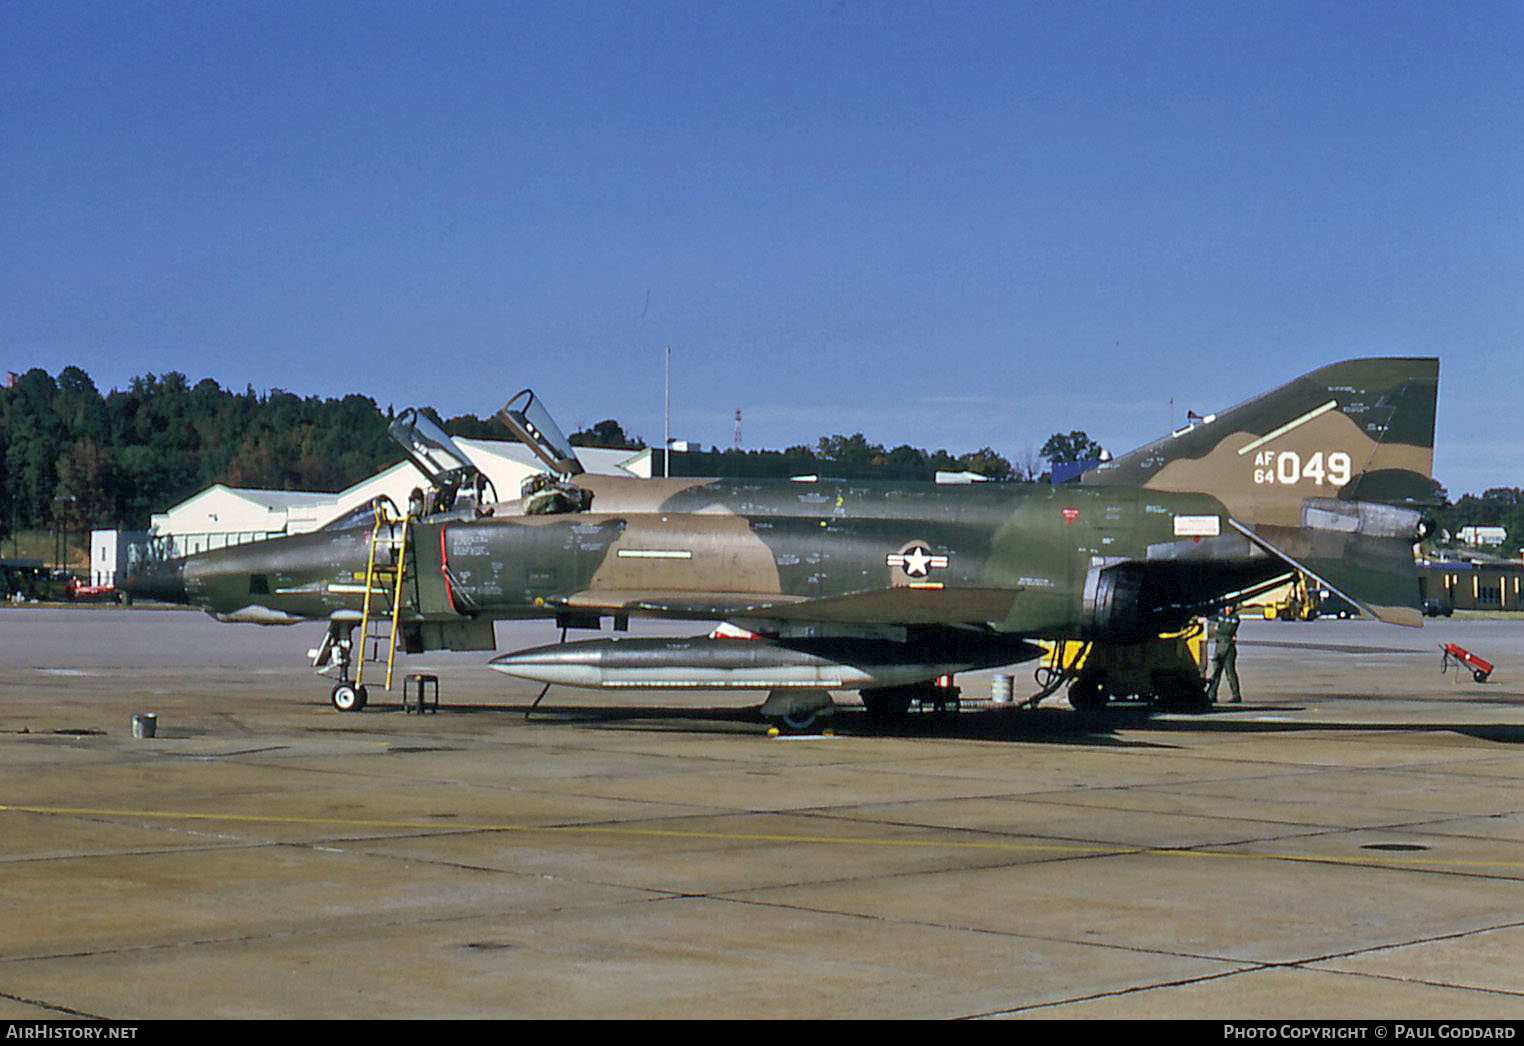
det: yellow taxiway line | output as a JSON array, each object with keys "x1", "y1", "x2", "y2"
[{"x1": 4, "y1": 802, "x2": 1522, "y2": 875}]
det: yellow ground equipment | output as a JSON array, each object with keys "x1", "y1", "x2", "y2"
[
  {"x1": 1036, "y1": 621, "x2": 1208, "y2": 712},
  {"x1": 1264, "y1": 574, "x2": 1318, "y2": 621}
]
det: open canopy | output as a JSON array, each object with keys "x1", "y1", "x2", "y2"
[
  {"x1": 388, "y1": 408, "x2": 478, "y2": 486},
  {"x1": 499, "y1": 389, "x2": 584, "y2": 477}
]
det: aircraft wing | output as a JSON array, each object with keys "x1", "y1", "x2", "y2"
[
  {"x1": 1229, "y1": 515, "x2": 1425, "y2": 628},
  {"x1": 549, "y1": 591, "x2": 811, "y2": 620},
  {"x1": 549, "y1": 587, "x2": 1020, "y2": 627},
  {"x1": 752, "y1": 587, "x2": 1020, "y2": 626}
]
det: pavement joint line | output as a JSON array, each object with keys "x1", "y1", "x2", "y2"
[
  {"x1": 0, "y1": 988, "x2": 107, "y2": 1020},
  {"x1": 10, "y1": 801, "x2": 1524, "y2": 874},
  {"x1": 1294, "y1": 915, "x2": 1524, "y2": 968},
  {"x1": 1017, "y1": 791, "x2": 1460, "y2": 829},
  {"x1": 812, "y1": 818, "x2": 1381, "y2": 868},
  {"x1": 1304, "y1": 964, "x2": 1524, "y2": 1000},
  {"x1": 967, "y1": 966, "x2": 1257, "y2": 1018},
  {"x1": 706, "y1": 890, "x2": 1259, "y2": 967},
  {"x1": 974, "y1": 915, "x2": 1524, "y2": 1016}
]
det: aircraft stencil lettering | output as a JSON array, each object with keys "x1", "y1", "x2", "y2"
[
  {"x1": 1251, "y1": 450, "x2": 1353, "y2": 487},
  {"x1": 126, "y1": 357, "x2": 1441, "y2": 725}
]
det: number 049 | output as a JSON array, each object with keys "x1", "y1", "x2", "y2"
[{"x1": 1253, "y1": 450, "x2": 1352, "y2": 486}]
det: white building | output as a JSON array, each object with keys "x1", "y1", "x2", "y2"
[
  {"x1": 146, "y1": 440, "x2": 648, "y2": 554},
  {"x1": 150, "y1": 486, "x2": 338, "y2": 557},
  {"x1": 89, "y1": 529, "x2": 150, "y2": 586},
  {"x1": 1459, "y1": 525, "x2": 1508, "y2": 548}
]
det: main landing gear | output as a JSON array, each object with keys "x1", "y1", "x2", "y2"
[
  {"x1": 1063, "y1": 637, "x2": 1211, "y2": 714},
  {"x1": 760, "y1": 679, "x2": 965, "y2": 734},
  {"x1": 1066, "y1": 667, "x2": 1209, "y2": 713},
  {"x1": 858, "y1": 680, "x2": 963, "y2": 728},
  {"x1": 1034, "y1": 628, "x2": 1215, "y2": 715},
  {"x1": 760, "y1": 688, "x2": 836, "y2": 734}
]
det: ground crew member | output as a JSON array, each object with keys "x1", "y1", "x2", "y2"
[{"x1": 1206, "y1": 607, "x2": 1242, "y2": 704}]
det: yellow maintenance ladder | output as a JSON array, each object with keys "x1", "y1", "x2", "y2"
[{"x1": 356, "y1": 502, "x2": 413, "y2": 692}]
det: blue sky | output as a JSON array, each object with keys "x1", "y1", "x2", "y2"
[{"x1": 3, "y1": 2, "x2": 1520, "y2": 493}]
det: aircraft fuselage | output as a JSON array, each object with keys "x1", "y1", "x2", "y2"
[{"x1": 170, "y1": 473, "x2": 1274, "y2": 643}]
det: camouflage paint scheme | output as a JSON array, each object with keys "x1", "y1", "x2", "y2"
[
  {"x1": 140, "y1": 357, "x2": 1439, "y2": 695},
  {"x1": 1084, "y1": 356, "x2": 1439, "y2": 626}
]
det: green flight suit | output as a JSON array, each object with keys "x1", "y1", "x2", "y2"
[{"x1": 1206, "y1": 611, "x2": 1242, "y2": 704}]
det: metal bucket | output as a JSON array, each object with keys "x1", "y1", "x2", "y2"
[{"x1": 131, "y1": 713, "x2": 157, "y2": 739}]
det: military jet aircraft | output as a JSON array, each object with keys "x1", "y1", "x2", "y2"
[{"x1": 126, "y1": 357, "x2": 1440, "y2": 728}]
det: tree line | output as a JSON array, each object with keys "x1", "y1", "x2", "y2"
[
  {"x1": 0, "y1": 366, "x2": 1043, "y2": 536},
  {"x1": 1, "y1": 365, "x2": 1515, "y2": 550},
  {"x1": 1, "y1": 367, "x2": 396, "y2": 536}
]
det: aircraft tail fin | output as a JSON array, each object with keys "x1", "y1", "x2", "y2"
[
  {"x1": 1082, "y1": 357, "x2": 1441, "y2": 527},
  {"x1": 1084, "y1": 357, "x2": 1440, "y2": 626}
]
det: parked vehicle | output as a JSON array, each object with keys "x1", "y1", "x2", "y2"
[{"x1": 64, "y1": 577, "x2": 127, "y2": 604}]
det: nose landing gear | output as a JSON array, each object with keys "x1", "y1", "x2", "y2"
[
  {"x1": 330, "y1": 681, "x2": 368, "y2": 712},
  {"x1": 313, "y1": 622, "x2": 367, "y2": 712}
]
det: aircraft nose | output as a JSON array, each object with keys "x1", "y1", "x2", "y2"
[{"x1": 122, "y1": 559, "x2": 187, "y2": 605}]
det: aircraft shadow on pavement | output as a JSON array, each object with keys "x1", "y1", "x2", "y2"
[
  {"x1": 393, "y1": 699, "x2": 1175, "y2": 748},
  {"x1": 378, "y1": 697, "x2": 1524, "y2": 747},
  {"x1": 1139, "y1": 707, "x2": 1524, "y2": 745}
]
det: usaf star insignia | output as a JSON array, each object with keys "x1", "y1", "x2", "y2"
[{"x1": 887, "y1": 543, "x2": 949, "y2": 579}]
